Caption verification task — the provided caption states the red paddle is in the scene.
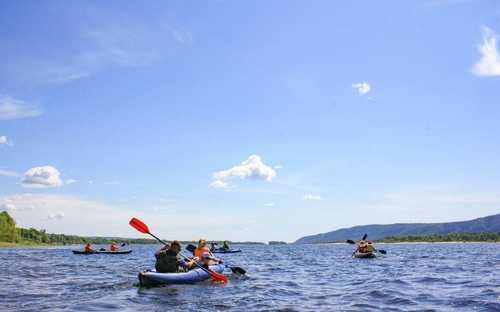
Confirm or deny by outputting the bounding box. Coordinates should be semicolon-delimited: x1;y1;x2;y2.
129;217;228;283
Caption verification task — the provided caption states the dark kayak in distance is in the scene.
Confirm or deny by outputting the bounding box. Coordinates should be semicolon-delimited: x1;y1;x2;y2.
211;248;242;254
72;250;133;255
354;251;376;258
138;264;226;286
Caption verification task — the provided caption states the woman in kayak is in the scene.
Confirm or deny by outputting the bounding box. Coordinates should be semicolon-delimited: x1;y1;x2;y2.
84;243;93;253
155;240;197;273
194;239;214;258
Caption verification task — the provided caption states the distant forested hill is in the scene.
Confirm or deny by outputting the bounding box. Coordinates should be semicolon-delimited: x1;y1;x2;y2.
295;213;500;243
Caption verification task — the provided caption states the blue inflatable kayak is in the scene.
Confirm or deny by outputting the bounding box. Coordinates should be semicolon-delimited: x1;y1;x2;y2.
211;248;242;254
138;264;226;286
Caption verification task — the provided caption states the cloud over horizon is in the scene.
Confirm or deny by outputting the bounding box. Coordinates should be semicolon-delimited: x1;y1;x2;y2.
0;193;251;238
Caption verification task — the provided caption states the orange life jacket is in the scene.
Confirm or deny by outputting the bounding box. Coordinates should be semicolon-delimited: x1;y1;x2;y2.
194;246;210;258
85;245;93;252
110;244;118;251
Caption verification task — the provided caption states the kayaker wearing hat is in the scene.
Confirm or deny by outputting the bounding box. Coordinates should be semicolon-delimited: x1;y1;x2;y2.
194;239;214;259
155;240;197;273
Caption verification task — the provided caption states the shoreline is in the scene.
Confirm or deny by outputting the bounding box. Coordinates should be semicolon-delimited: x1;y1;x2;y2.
2;241;498;248
0;242;78;248
309;241;499;245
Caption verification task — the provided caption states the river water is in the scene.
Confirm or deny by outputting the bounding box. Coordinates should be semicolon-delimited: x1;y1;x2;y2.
0;243;499;311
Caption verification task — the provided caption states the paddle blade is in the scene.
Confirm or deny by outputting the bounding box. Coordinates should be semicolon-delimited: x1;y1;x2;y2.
186;244;197;254
230;266;246;275
378;249;387;254
129;217;150;234
362;234;367;240
346;239;356;245
209;269;228;283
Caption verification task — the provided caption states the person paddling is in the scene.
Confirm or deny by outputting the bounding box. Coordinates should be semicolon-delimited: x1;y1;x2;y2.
210;242;218;251
194;239;214;258
366;241;375;253
155;240;197;273
84;243;94;253
222;240;231;251
357;240;368;253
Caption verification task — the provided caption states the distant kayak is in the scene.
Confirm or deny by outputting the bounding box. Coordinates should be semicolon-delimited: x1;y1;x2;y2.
211;248;242;254
138;264;226;286
354;251;376;258
72;250;132;255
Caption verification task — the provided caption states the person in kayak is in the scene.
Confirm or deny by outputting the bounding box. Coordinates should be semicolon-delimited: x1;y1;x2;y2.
222;240;230;251
155;240;197;273
200;252;223;269
84;243;94;253
210;242;218;251
194;239;214;258
357;240;368;253
366;241;375;253
110;242;119;252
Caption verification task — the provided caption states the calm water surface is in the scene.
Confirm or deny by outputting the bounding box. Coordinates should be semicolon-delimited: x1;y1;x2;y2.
0;243;499;311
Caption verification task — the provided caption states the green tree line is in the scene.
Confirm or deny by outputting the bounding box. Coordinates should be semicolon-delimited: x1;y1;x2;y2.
380;232;500;243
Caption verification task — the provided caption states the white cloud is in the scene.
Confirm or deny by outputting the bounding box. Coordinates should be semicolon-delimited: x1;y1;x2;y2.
210;180;229;189
0;96;42;120
302;194;323;201
274;164;283;169
472;26;500;77
0;136;7;145
47;211;65;220
1;193;250;238
0;169;20;178
212;155;277;189
352;82;371;95
65;179;77;185
22;166;63;188
264;202;275;207
0;202;16;212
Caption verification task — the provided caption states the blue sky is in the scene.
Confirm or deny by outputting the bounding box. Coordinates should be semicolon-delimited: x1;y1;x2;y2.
1;0;500;242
